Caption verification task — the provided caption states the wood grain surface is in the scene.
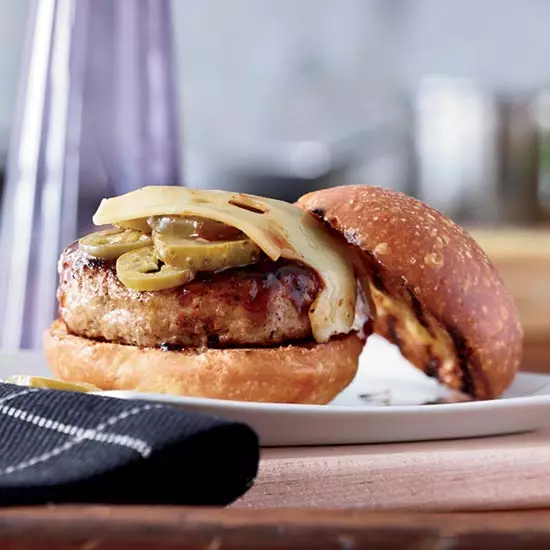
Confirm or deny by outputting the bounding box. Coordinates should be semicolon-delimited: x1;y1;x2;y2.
236;428;550;511
469;227;550;341
522;340;550;373
0;506;549;549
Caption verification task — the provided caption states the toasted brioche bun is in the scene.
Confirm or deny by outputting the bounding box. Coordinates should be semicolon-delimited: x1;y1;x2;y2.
298;185;523;399
44;320;363;404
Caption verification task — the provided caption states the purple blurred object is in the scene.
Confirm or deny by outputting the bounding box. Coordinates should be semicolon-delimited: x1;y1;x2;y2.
0;0;182;350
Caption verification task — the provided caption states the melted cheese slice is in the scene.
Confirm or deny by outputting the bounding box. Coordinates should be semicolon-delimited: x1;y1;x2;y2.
93;186;356;343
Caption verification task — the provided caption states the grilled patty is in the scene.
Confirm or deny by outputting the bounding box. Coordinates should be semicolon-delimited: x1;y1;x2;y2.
57;242;320;348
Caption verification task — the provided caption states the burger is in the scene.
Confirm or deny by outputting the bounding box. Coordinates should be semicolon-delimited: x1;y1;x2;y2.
43;185;522;403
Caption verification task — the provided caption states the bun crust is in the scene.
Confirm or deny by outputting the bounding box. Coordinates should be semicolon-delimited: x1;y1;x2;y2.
44;320;363;404
298;185;522;399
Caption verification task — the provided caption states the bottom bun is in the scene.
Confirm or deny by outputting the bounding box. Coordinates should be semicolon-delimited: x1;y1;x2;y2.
44;320;364;405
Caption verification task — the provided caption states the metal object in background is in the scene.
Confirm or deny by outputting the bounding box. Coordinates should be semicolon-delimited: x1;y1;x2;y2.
412;77;500;222
412;76;550;225
0;0;182;350
534;90;550;216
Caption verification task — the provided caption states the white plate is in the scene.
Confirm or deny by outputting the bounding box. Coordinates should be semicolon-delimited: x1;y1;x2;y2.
2;335;550;446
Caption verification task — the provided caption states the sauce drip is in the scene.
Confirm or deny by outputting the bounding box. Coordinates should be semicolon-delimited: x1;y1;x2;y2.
178;257;321;321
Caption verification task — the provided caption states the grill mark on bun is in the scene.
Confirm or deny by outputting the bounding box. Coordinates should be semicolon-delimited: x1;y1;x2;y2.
406;287;432;334
385;315;402;349
311;207;326;219
446;325;477;396
425;356;439;379
361;251;387;292
362;317;374;340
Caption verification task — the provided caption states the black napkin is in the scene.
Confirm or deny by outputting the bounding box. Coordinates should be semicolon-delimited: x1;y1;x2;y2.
0;383;259;506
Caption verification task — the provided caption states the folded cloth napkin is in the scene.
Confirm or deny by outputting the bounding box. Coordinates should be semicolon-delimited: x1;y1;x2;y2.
0;383;259;506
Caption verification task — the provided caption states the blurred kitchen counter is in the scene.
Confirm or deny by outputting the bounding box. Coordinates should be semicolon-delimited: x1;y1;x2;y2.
468;226;550;373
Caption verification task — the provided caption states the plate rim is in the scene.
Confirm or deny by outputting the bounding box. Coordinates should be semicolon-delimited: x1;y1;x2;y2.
4;350;549;417
95;372;550;415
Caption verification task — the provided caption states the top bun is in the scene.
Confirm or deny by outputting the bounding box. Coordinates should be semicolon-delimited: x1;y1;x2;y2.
297;185;523;399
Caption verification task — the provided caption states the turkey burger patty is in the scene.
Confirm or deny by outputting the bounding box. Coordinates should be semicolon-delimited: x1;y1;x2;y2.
58;242;320;349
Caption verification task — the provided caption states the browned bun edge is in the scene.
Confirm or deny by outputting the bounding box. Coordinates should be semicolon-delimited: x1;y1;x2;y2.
297;185;523;399
44;320;363;405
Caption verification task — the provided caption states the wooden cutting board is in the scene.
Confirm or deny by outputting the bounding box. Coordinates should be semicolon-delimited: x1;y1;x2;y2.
236;427;550;511
1;507;550;549
233;228;550;512
468;227;550;341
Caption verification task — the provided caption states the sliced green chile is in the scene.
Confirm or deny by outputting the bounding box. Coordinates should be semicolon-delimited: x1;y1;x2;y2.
148;215;244;241
116;247;196;291
79;228;152;260
153;231;260;271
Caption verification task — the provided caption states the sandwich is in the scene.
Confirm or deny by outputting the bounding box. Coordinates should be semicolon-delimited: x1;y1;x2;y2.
44;186;372;404
44;185;522;403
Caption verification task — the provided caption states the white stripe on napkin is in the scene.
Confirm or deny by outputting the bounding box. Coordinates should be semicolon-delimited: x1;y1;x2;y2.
0;404;159;477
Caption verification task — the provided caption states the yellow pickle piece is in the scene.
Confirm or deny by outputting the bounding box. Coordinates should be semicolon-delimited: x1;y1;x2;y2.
5;375;100;393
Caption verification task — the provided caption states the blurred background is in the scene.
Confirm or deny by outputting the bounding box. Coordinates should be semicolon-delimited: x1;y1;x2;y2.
0;0;549;358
